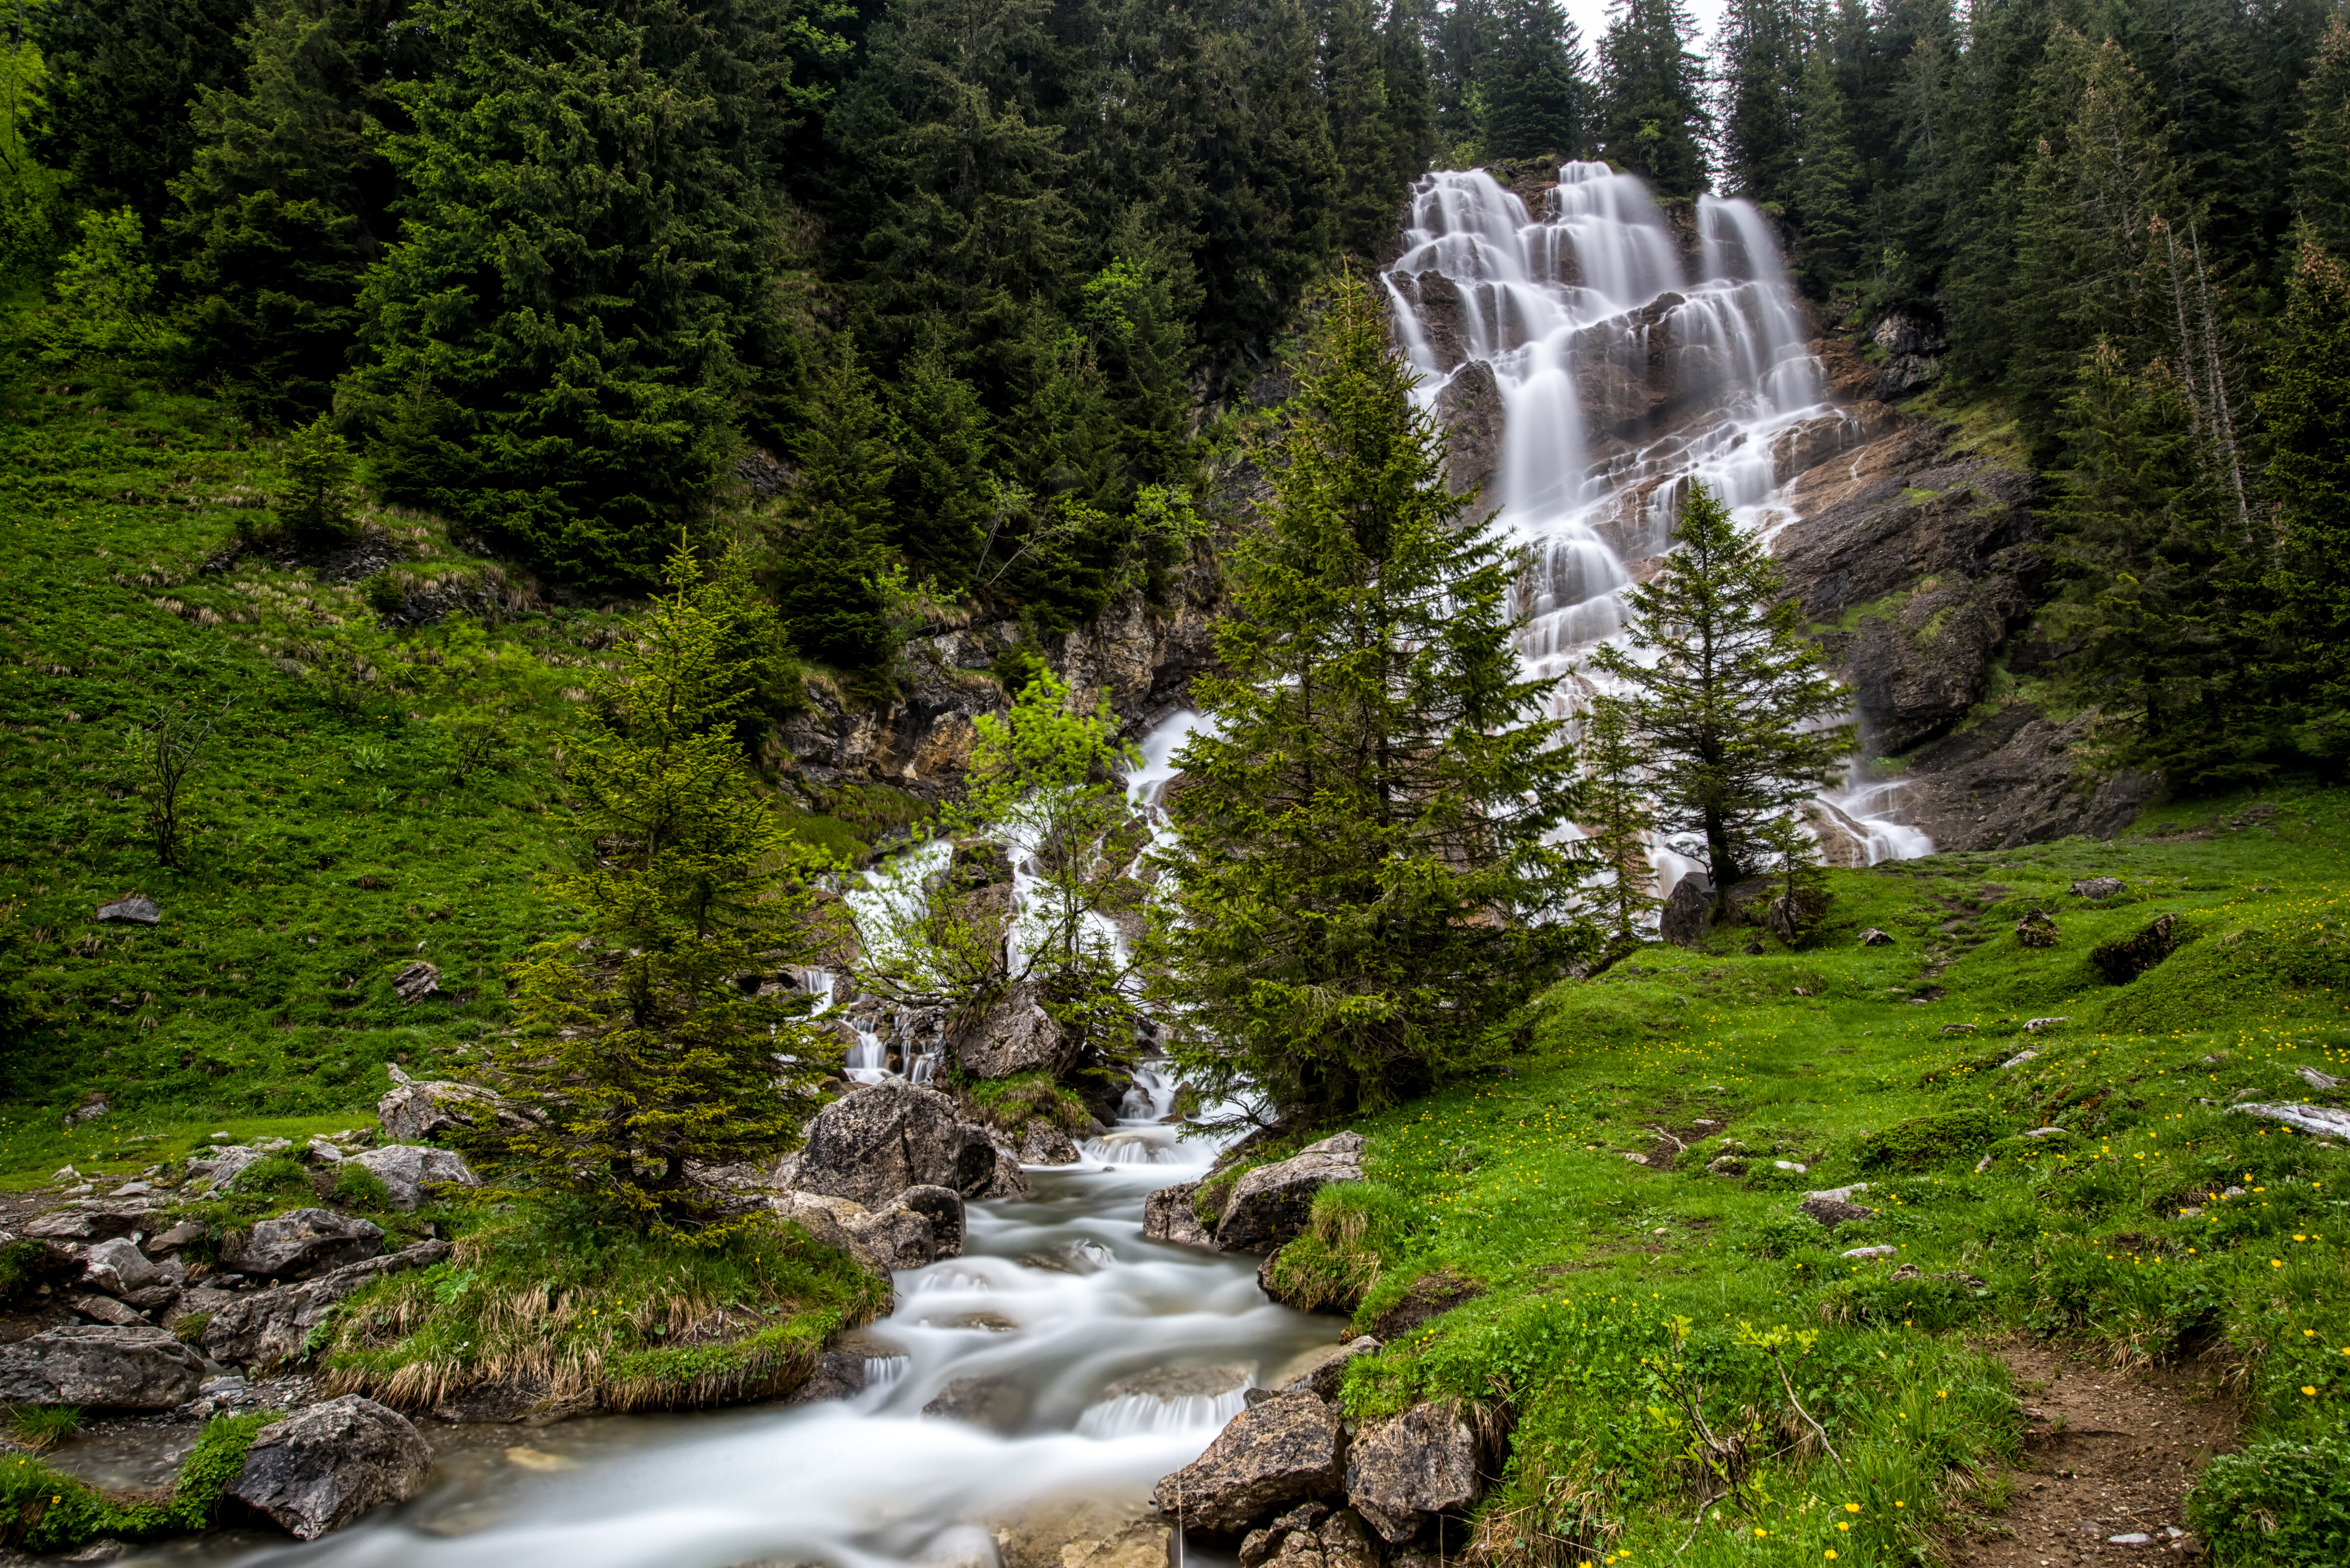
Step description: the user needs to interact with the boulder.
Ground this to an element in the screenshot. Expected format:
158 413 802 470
845 1203 940 1271
24 1200 148 1242
147 1219 206 1256
783 1351 871 1405
1858 928 1894 947
96 894 160 925
1797 1197 1876 1229
2232 1102 2350 1140
772 1193 889 1278
1143 1183 1213 1248
376 1064 512 1143
1346 1402 1486 1544
1060 1519 1174 1568
894 1185 967 1256
226 1395 433 1540
1018 1122 1084 1166
348 1144 479 1211
428 1372 595 1425
794 1078 1001 1206
950 984 1077 1079
0 1324 205 1409
1269 1337 1381 1402
922 1373 1031 1435
70 1294 148 1327
222 1208 384 1279
2071 877 2127 900
1150 1389 1345 1536
202 1239 451 1369
80 1236 165 1298
2015 909 2059 948
1216 1134 1367 1253
1659 876 1713 948
186 1146 272 1193
981 1149 1033 1200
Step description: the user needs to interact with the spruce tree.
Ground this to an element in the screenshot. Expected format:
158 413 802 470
1319 0 1401 258
1715 0 1804 204
484 540 842 1237
1478 0 1589 160
1596 0 1711 197
2258 233 2350 760
883 341 996 596
171 0 418 426
348 0 841 588
774 341 896 672
1147 276 1588 1120
30 0 253 224
1380 0 1440 193
1790 24 1866 289
2294 17 2350 256
1429 0 1498 154
1589 483 1852 910
1576 693 1658 949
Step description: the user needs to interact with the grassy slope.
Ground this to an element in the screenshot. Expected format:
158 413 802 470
1304 786 2350 1567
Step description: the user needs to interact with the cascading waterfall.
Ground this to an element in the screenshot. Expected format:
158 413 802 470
1385 162 1931 878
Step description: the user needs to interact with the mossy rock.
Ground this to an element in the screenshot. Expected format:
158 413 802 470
1853 1107 2008 1171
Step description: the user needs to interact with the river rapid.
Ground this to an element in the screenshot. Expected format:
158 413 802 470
138 1125 1340 1568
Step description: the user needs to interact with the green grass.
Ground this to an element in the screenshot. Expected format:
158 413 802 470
0 1411 274 1552
321 1205 890 1413
1305 782 2350 1567
3 1403 80 1453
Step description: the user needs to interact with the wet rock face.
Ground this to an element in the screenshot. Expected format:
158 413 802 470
203 1239 451 1369
1433 360 1504 509
1346 1402 1487 1544
792 1079 1001 1207
1216 1133 1368 1253
1270 1337 1381 1401
1143 1182 1213 1248
923 1373 1032 1435
223 1208 384 1279
0 1324 206 1409
226 1395 433 1540
1151 1388 1346 1536
1884 708 2159 850
951 984 1077 1080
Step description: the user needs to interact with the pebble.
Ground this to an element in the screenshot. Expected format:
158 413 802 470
1841 1246 1898 1260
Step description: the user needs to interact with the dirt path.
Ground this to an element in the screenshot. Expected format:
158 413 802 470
1951 1339 2241 1564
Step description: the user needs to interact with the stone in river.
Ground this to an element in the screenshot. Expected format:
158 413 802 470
225 1395 433 1540
1151 1388 1345 1536
1345 1402 1485 1544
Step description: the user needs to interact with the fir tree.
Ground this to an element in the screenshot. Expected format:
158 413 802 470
1790 21 1865 289
482 540 842 1237
1596 0 1711 197
1715 0 1804 204
1429 0 1498 153
2259 233 2350 760
774 341 895 672
1576 693 1657 949
2294 17 2350 256
171 0 417 426
280 414 356 544
1589 483 1852 911
883 341 997 595
1381 0 1440 192
1319 0 1401 258
1148 276 1589 1120
30 0 253 224
1477 0 1589 160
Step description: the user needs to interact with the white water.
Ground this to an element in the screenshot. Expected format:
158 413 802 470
1386 163 1930 876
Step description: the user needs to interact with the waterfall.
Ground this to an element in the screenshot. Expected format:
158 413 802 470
1385 162 1930 875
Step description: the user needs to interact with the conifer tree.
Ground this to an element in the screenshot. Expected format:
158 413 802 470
883 341 996 595
1477 0 1589 160
31 0 253 224
1715 0 1804 204
774 341 895 672
2258 233 2350 760
1319 0 1401 258
1589 483 1852 910
1429 0 1498 153
172 0 417 425
1380 0 1440 192
1596 0 1711 197
1148 276 1588 1120
1576 693 1657 949
2294 18 2350 256
484 540 842 1237
1790 24 1865 289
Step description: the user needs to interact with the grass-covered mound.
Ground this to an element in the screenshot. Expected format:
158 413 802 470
322 1206 891 1415
1294 784 2350 1567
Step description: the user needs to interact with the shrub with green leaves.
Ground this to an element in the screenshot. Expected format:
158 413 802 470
2188 1437 2350 1567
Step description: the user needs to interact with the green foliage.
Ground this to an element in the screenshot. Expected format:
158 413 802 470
1788 28 1865 292
1590 483 1853 907
2260 236 2350 763
4 1403 80 1452
1477 0 1590 160
0 1238 51 1303
28 0 252 223
279 416 356 544
0 1411 273 1552
34 208 184 391
473 540 841 1237
0 23 59 273
328 1159 393 1208
1852 1107 2006 1171
1151 275 1590 1120
1594 0 1710 197
1714 0 1801 205
1576 693 1658 945
2189 1438 2350 1568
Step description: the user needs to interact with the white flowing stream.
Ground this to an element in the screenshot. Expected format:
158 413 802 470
138 162 1935 1568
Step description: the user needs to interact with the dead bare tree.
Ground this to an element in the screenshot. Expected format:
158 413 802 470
126 696 233 868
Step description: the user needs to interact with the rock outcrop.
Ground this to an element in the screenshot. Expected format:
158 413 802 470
376 1064 512 1143
1345 1403 1487 1544
222 1208 384 1279
226 1395 434 1540
1151 1389 1346 1535
792 1079 1001 1207
1214 1134 1367 1253
1143 1182 1214 1248
0 1324 206 1408
950 984 1076 1079
203 1239 451 1368
348 1144 479 1210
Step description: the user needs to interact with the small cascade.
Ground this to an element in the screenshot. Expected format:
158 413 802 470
1386 163 1931 871
1074 1386 1253 1439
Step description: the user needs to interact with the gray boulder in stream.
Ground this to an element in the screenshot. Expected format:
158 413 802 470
793 1079 999 1206
227 1395 433 1540
1344 1402 1487 1544
0 1324 205 1409
1151 1388 1345 1535
1215 1134 1366 1253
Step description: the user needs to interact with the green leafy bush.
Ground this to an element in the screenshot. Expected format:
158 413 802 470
0 1412 272 1551
328 1162 394 1209
2187 1437 2350 1567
